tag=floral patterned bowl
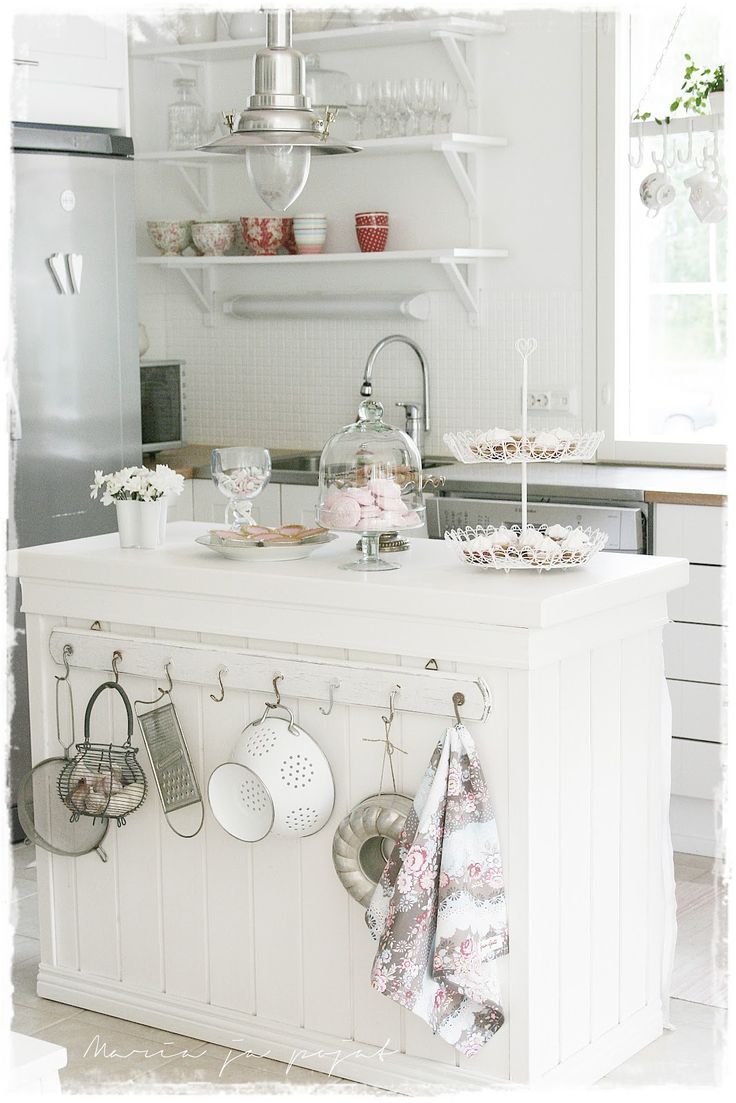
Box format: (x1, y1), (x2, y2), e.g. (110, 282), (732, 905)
(192, 221), (236, 256)
(147, 220), (193, 256)
(240, 216), (292, 256)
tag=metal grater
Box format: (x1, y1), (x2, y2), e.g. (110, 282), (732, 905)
(136, 700), (201, 814)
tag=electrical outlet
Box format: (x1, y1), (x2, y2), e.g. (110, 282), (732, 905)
(525, 387), (579, 415)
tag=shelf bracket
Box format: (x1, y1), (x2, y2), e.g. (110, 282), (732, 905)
(173, 164), (209, 212)
(439, 147), (477, 217)
(430, 31), (476, 106)
(433, 257), (480, 324)
(174, 266), (215, 325)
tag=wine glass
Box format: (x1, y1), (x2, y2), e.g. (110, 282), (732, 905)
(346, 80), (370, 140)
(211, 447), (272, 530)
(435, 81), (458, 133)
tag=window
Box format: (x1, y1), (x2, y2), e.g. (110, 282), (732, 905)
(595, 9), (727, 466)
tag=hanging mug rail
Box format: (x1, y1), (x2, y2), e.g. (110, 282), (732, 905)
(48, 629), (492, 723)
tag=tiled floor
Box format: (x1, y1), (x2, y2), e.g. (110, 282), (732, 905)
(8, 844), (727, 1092)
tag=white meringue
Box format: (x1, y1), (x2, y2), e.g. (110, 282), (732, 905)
(545, 524), (570, 541)
(561, 528), (589, 554)
(519, 527), (546, 550)
(531, 430), (561, 451)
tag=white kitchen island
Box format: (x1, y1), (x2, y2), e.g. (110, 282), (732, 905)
(10, 522), (688, 1091)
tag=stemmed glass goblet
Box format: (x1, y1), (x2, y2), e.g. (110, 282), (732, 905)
(211, 446), (271, 530)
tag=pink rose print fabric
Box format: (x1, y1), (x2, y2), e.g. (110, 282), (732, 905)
(365, 725), (508, 1056)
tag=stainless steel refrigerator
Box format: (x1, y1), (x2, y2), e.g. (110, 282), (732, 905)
(9, 123), (142, 839)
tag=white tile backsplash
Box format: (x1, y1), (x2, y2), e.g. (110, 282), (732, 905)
(139, 286), (582, 454)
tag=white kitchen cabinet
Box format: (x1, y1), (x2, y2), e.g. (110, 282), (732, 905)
(192, 479), (282, 528)
(666, 564), (726, 625)
(12, 14), (129, 132)
(670, 738), (724, 801)
(663, 622), (727, 685)
(668, 679), (727, 745)
(654, 503), (726, 565)
(12, 525), (686, 1089)
(655, 502), (727, 858)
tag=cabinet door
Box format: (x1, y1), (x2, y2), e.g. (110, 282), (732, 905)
(667, 564), (726, 626)
(663, 622), (727, 685)
(12, 14), (129, 131)
(192, 481), (281, 528)
(654, 504), (726, 565)
(671, 738), (724, 800)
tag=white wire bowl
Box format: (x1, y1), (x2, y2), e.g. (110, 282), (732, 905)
(443, 429), (605, 465)
(445, 524), (609, 573)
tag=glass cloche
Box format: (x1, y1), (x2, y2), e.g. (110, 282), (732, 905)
(316, 400), (424, 572)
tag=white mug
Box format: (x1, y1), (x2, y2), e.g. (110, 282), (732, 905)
(685, 169), (728, 224)
(639, 171), (676, 217)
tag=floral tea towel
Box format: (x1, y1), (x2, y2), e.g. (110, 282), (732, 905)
(365, 724), (508, 1056)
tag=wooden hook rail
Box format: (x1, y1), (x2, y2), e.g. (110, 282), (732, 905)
(48, 628), (492, 723)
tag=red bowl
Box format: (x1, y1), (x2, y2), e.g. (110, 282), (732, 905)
(240, 216), (292, 255)
(356, 225), (389, 253)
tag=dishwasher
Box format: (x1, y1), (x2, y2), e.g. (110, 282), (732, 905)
(425, 496), (648, 554)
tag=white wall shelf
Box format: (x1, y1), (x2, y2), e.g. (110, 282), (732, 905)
(138, 134), (508, 217)
(629, 113), (724, 138)
(137, 249), (507, 325)
(131, 17), (505, 63)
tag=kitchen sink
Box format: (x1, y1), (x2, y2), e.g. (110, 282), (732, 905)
(271, 453), (449, 473)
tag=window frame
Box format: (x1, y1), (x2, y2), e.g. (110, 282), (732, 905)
(593, 12), (727, 469)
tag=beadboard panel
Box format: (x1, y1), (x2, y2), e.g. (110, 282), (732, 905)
(589, 641), (622, 1040)
(24, 608), (673, 1088)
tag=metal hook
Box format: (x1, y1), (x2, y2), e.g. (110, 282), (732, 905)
(424, 658), (439, 670)
(210, 667), (227, 703)
(111, 651), (122, 684)
(55, 643), (73, 683)
(628, 120), (644, 168)
(662, 123), (676, 169)
(271, 672), (284, 708)
(90, 620), (102, 631)
(677, 118), (694, 164)
(452, 691), (465, 726)
(382, 684), (400, 727)
(158, 661), (174, 697)
(319, 679), (340, 716)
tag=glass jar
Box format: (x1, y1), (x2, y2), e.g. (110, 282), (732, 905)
(168, 77), (204, 150)
(305, 54), (351, 110)
(317, 400), (424, 572)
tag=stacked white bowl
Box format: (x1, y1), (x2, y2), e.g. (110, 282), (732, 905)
(292, 214), (327, 255)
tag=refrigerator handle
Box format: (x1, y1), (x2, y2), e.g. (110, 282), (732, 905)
(47, 253), (69, 295)
(9, 381), (22, 441)
(67, 253), (83, 294)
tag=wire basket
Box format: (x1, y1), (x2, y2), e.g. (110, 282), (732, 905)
(445, 523), (609, 573)
(442, 429), (605, 465)
(58, 681), (147, 826)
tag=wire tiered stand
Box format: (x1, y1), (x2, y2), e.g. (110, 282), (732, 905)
(443, 338), (608, 572)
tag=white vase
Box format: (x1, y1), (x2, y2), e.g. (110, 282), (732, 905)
(115, 500), (166, 550)
(709, 91), (725, 116)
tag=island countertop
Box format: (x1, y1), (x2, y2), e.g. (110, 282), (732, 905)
(10, 521), (688, 633)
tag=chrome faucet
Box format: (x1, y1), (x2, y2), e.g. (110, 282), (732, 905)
(360, 335), (430, 455)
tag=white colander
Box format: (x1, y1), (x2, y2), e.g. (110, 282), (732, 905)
(208, 703), (334, 841)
